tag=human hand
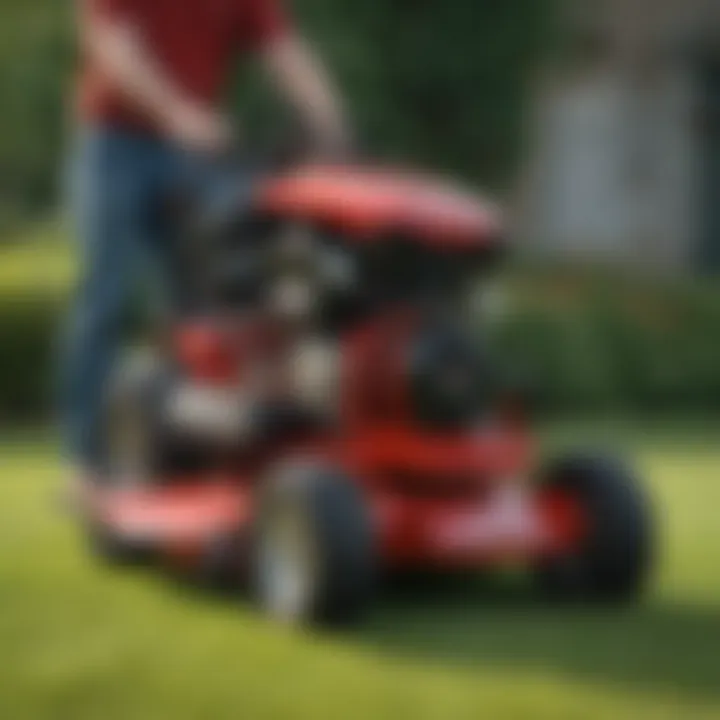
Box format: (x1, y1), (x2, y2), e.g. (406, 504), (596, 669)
(164, 102), (236, 155)
(309, 122), (355, 162)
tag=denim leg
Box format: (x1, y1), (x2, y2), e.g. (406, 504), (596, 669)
(59, 129), (155, 468)
(155, 149), (257, 311)
(138, 161), (188, 317)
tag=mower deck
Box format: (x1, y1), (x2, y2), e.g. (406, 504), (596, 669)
(90, 474), (585, 572)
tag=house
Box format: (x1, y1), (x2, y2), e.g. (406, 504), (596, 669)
(519, 0), (720, 272)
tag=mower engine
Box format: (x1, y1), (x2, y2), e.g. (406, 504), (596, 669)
(110, 166), (504, 468)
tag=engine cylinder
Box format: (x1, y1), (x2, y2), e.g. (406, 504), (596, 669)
(408, 321), (488, 428)
(342, 313), (488, 429)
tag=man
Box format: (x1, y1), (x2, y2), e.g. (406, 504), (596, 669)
(61, 0), (348, 491)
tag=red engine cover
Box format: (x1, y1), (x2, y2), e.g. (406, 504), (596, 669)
(255, 165), (503, 248)
(340, 310), (418, 428)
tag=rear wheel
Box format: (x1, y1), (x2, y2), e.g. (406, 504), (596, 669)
(103, 349), (207, 481)
(103, 349), (171, 480)
(535, 453), (653, 602)
(88, 350), (182, 565)
(252, 464), (375, 626)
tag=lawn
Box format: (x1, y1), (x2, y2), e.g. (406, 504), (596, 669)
(0, 424), (718, 719)
(0, 224), (73, 303)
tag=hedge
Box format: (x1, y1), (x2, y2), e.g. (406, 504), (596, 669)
(0, 227), (72, 421)
(494, 268), (720, 416)
(0, 296), (61, 421)
(3, 235), (720, 422)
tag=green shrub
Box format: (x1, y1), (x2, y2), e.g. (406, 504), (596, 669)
(493, 270), (720, 417)
(0, 297), (61, 421)
(2, 238), (720, 421)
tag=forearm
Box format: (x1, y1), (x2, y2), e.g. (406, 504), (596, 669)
(263, 35), (347, 150)
(82, 15), (190, 128)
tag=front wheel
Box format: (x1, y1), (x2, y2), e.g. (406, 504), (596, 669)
(535, 453), (653, 602)
(251, 464), (375, 626)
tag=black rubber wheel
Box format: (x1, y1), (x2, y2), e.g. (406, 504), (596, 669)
(103, 349), (207, 481)
(86, 520), (152, 567)
(103, 349), (169, 479)
(535, 453), (653, 603)
(251, 463), (375, 626)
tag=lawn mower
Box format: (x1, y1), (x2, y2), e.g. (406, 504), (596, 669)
(85, 161), (653, 625)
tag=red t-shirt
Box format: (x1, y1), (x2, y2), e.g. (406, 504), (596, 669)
(78, 0), (288, 131)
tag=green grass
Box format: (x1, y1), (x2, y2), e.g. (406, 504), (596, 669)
(1, 426), (719, 719)
(0, 223), (73, 302)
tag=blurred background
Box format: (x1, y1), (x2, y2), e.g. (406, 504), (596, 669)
(0, 1), (719, 719)
(2, 0), (720, 422)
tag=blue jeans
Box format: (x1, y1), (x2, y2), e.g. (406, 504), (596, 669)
(59, 126), (239, 469)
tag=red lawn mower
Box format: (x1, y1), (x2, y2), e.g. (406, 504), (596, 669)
(86, 162), (653, 625)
